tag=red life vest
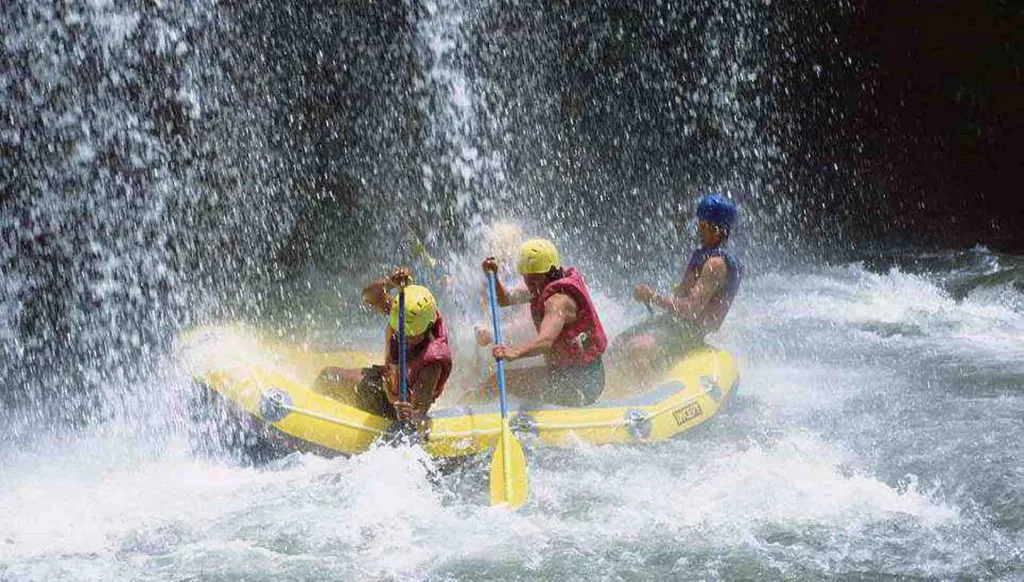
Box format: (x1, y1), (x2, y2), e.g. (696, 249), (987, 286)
(529, 268), (608, 367)
(387, 313), (452, 400)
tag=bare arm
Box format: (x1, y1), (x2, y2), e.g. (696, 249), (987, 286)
(362, 267), (411, 315)
(654, 257), (727, 320)
(479, 282), (490, 318)
(363, 276), (393, 315)
(476, 278), (533, 346)
(499, 293), (576, 360)
(383, 327), (395, 365)
(671, 267), (699, 297)
(482, 258), (530, 307)
(492, 275), (531, 307)
(410, 363), (441, 413)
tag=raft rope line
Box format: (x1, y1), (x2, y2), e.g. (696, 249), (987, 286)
(269, 388), (711, 441)
(276, 402), (384, 436)
(426, 385), (716, 439)
(267, 386), (715, 440)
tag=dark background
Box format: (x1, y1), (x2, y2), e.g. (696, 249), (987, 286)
(266, 0), (1024, 258)
(263, 0), (1024, 272)
(839, 1), (1021, 252)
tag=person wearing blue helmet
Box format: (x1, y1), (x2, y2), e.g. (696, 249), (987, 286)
(612, 194), (743, 376)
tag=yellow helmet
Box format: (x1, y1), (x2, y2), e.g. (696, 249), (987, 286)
(517, 238), (560, 275)
(389, 285), (437, 336)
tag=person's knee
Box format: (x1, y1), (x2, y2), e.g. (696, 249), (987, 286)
(627, 334), (658, 361)
(359, 366), (386, 390)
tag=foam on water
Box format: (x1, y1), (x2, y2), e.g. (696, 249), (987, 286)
(731, 262), (1024, 370)
(3, 274), (998, 577)
(4, 253), (1024, 579)
(0, 424), (963, 581)
(4, 0), (1022, 576)
(538, 433), (954, 532)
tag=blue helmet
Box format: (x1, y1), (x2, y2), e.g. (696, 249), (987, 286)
(696, 194), (738, 230)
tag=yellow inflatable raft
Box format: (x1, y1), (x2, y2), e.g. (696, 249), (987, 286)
(179, 324), (740, 458)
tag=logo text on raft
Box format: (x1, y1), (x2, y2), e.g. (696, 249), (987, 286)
(672, 402), (703, 425)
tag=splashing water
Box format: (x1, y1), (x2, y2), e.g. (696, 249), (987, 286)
(2, 0), (1023, 580)
(3, 249), (1023, 580)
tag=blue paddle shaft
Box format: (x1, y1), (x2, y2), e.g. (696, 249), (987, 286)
(486, 273), (509, 419)
(398, 288), (408, 404)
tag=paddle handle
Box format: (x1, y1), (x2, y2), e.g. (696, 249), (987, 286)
(486, 273), (508, 418)
(397, 287), (408, 404)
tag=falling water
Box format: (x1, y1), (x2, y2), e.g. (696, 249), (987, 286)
(1, 1), (1021, 580)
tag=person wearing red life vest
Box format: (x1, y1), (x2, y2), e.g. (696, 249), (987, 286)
(360, 268), (452, 428)
(482, 239), (608, 406)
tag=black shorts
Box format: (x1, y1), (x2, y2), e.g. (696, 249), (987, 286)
(610, 315), (704, 364)
(542, 359), (606, 407)
(356, 366), (397, 419)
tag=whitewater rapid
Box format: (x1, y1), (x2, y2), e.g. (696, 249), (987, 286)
(2, 250), (1021, 581)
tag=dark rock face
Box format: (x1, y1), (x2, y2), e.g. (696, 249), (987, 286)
(829, 2), (1023, 253)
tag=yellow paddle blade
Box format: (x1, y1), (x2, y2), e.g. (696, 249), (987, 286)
(489, 428), (528, 510)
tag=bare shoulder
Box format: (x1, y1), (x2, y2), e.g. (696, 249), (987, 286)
(546, 292), (578, 316)
(702, 256), (728, 275)
(696, 257), (728, 289)
(509, 285), (533, 304)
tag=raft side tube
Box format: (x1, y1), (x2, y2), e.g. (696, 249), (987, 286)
(181, 325), (739, 458)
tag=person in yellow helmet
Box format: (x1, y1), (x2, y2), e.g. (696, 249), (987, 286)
(358, 268), (453, 428)
(481, 239), (609, 406)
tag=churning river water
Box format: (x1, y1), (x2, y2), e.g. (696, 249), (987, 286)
(1, 247), (1021, 581)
